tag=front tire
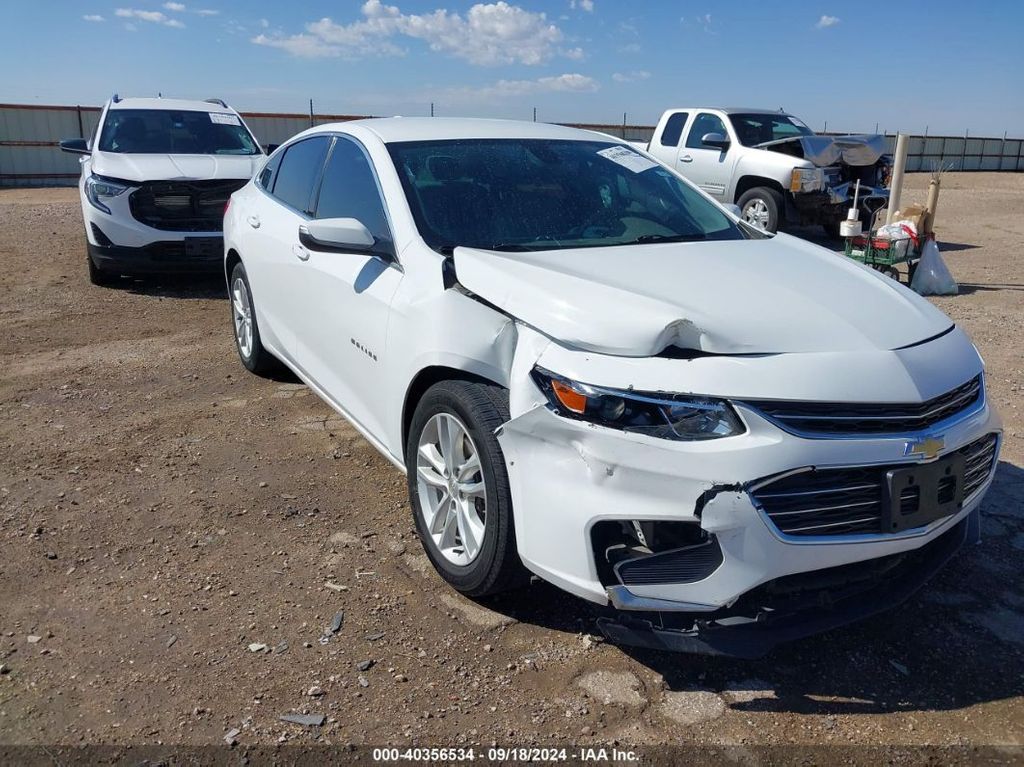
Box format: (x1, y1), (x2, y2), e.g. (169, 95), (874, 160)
(406, 381), (525, 597)
(87, 253), (115, 286)
(737, 186), (784, 233)
(229, 262), (278, 376)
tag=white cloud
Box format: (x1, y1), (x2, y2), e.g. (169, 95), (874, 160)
(163, 1), (185, 11)
(83, 14), (104, 22)
(195, 8), (219, 15)
(816, 14), (840, 28)
(259, 18), (269, 28)
(440, 72), (599, 104)
(114, 8), (185, 26)
(612, 70), (650, 83)
(254, 0), (572, 65)
(569, 0), (594, 11)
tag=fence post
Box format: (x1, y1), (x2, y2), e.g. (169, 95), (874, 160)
(76, 105), (84, 139)
(309, 99), (314, 128)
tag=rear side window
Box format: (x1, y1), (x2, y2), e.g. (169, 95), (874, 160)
(685, 113), (728, 149)
(314, 138), (393, 253)
(272, 136), (331, 213)
(659, 112), (689, 147)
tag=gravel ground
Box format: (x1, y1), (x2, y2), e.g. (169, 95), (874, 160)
(0, 174), (1022, 751)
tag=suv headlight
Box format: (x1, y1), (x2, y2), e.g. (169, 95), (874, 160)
(85, 174), (129, 214)
(531, 367), (745, 441)
(790, 167), (824, 193)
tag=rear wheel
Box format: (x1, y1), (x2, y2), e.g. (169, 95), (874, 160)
(230, 262), (278, 376)
(406, 380), (525, 597)
(737, 187), (784, 233)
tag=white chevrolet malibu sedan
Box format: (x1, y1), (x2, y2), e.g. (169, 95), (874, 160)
(223, 118), (1001, 656)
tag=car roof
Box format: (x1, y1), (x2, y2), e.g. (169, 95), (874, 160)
(320, 117), (618, 144)
(667, 107), (790, 116)
(108, 97), (236, 113)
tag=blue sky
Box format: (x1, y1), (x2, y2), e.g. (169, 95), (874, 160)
(4, 1), (1022, 136)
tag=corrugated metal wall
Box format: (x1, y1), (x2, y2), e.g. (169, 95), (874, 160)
(1, 102), (1021, 187)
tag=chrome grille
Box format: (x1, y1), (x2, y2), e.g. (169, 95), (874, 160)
(751, 432), (998, 538)
(743, 375), (982, 436)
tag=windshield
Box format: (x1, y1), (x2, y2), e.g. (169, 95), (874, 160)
(387, 138), (742, 253)
(98, 109), (260, 155)
(729, 114), (814, 147)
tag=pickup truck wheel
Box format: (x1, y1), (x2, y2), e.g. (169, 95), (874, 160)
(738, 187), (783, 233)
(407, 381), (526, 598)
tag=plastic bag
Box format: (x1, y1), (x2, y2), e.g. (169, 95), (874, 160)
(911, 239), (958, 296)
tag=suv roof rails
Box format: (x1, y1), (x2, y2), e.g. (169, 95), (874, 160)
(204, 98), (229, 108)
(112, 93), (121, 103)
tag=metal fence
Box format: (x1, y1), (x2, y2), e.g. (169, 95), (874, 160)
(1, 102), (1021, 187)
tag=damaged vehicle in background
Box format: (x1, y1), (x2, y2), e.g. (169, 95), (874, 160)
(645, 107), (891, 236)
(61, 95), (264, 285)
(224, 118), (1000, 657)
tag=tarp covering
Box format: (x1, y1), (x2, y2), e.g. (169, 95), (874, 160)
(758, 134), (887, 167)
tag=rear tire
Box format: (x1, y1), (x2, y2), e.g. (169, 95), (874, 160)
(406, 380), (526, 597)
(737, 187), (784, 233)
(229, 262), (279, 376)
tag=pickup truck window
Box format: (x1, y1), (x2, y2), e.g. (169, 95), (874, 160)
(388, 138), (743, 253)
(659, 112), (689, 147)
(685, 113), (728, 149)
(729, 114), (814, 146)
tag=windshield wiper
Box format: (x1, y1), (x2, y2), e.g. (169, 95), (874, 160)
(625, 233), (707, 245)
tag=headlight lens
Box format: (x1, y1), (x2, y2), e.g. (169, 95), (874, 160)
(85, 174), (129, 214)
(790, 167), (824, 193)
(531, 367), (744, 441)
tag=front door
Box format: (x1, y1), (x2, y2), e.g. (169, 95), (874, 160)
(679, 112), (735, 201)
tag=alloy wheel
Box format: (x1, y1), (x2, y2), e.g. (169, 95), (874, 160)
(415, 413), (487, 566)
(742, 198), (771, 230)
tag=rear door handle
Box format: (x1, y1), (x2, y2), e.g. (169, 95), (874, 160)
(292, 244), (310, 262)
(679, 155), (693, 163)
(247, 215), (261, 228)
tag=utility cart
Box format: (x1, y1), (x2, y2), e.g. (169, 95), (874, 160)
(844, 230), (922, 284)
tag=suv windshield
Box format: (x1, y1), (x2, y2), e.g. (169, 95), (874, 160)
(98, 109), (260, 155)
(729, 114), (814, 147)
(387, 138), (741, 252)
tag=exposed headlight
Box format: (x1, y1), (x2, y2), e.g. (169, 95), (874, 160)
(531, 367), (745, 441)
(790, 167), (824, 193)
(85, 174), (129, 214)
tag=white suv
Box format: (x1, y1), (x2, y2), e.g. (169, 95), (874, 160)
(61, 95), (264, 285)
(223, 118), (1000, 656)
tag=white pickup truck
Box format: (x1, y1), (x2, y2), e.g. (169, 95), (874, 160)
(644, 107), (891, 236)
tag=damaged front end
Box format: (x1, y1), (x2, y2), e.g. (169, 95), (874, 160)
(763, 133), (892, 228)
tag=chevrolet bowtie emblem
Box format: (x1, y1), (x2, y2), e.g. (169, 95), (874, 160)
(904, 436), (945, 460)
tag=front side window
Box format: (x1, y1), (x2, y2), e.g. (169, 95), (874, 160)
(271, 136), (331, 214)
(98, 109), (260, 155)
(314, 138), (393, 253)
(729, 114), (814, 146)
(685, 113), (729, 149)
(387, 138), (741, 253)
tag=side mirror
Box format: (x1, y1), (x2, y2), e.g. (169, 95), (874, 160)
(299, 218), (375, 252)
(60, 138), (90, 155)
(701, 132), (730, 150)
(265, 143), (280, 154)
(724, 203), (741, 218)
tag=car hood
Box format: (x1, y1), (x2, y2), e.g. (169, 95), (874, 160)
(90, 151), (262, 183)
(453, 234), (953, 357)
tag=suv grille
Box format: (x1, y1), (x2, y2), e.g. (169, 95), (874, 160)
(743, 375), (982, 436)
(129, 179), (247, 232)
(751, 433), (998, 537)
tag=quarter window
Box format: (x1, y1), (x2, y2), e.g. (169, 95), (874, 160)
(257, 150), (283, 192)
(314, 138), (393, 254)
(272, 136), (331, 214)
(659, 112), (689, 147)
(685, 113), (728, 149)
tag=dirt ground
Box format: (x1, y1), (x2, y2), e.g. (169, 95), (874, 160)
(0, 174), (1022, 754)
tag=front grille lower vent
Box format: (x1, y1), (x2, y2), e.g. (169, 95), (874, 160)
(751, 432), (998, 538)
(130, 179), (246, 232)
(743, 375), (982, 436)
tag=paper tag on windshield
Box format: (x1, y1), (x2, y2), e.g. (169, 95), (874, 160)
(597, 145), (657, 173)
(210, 113), (241, 126)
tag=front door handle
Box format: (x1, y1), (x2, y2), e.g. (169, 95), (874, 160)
(679, 155), (694, 163)
(292, 243), (310, 262)
(247, 215), (261, 229)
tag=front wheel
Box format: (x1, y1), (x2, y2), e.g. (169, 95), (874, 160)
(87, 253), (115, 286)
(737, 187), (784, 233)
(406, 380), (526, 597)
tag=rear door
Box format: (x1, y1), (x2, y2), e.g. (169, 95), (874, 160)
(288, 135), (402, 441)
(650, 110), (689, 167)
(679, 112), (737, 200)
(240, 136), (331, 362)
